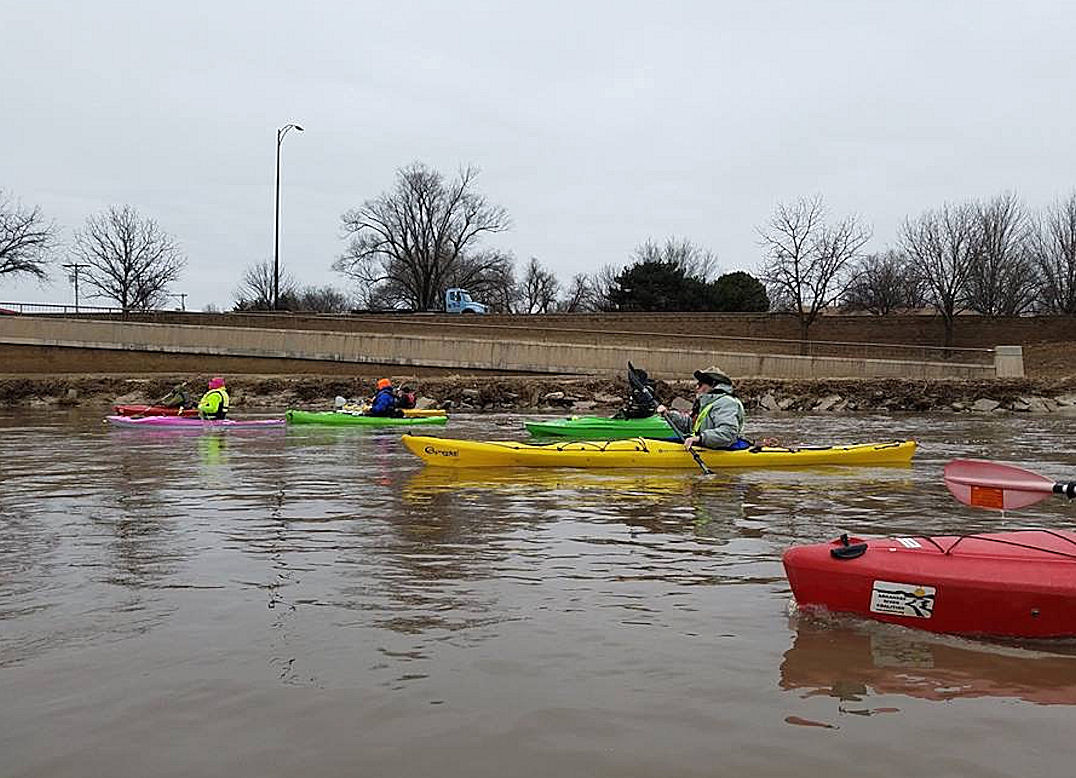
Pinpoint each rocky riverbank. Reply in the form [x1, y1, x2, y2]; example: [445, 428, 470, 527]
[4, 374, 1076, 416]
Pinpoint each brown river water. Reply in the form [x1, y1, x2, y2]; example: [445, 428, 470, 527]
[1, 408, 1074, 777]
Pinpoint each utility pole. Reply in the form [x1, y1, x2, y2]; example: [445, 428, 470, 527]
[169, 293, 188, 311]
[61, 262, 90, 313]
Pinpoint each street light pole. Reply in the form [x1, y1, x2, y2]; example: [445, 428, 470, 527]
[274, 122, 304, 310]
[61, 262, 90, 313]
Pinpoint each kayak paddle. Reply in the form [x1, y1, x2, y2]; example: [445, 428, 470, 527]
[944, 458, 1076, 511]
[627, 361, 713, 475]
[133, 383, 189, 418]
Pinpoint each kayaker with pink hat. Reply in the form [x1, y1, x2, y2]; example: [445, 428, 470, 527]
[197, 376, 230, 420]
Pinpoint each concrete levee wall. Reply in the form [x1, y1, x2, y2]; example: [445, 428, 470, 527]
[0, 316, 1007, 379]
[85, 310, 1076, 350]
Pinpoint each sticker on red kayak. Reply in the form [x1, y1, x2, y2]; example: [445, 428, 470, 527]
[970, 485, 1005, 509]
[870, 581, 936, 619]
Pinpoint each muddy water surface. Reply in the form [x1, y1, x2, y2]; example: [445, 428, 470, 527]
[1, 408, 1074, 777]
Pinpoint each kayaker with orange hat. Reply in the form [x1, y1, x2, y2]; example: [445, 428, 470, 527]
[367, 377, 402, 417]
[197, 376, 230, 420]
[656, 365, 747, 451]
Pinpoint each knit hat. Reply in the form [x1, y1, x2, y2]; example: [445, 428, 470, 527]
[377, 378, 392, 390]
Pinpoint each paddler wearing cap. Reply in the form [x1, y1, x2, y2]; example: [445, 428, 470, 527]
[197, 376, 230, 420]
[367, 377, 403, 418]
[655, 365, 748, 451]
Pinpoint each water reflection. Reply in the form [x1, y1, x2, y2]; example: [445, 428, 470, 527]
[0, 419, 204, 668]
[198, 432, 228, 468]
[403, 466, 754, 537]
[404, 466, 917, 540]
[77, 423, 194, 590]
[404, 466, 707, 498]
[780, 612, 1076, 706]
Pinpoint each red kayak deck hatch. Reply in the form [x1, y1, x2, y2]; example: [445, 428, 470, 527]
[783, 530, 1076, 638]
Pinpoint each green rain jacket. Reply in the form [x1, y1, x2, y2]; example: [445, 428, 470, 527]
[197, 387, 230, 419]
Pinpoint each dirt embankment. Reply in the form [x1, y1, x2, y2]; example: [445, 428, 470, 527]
[4, 374, 1076, 416]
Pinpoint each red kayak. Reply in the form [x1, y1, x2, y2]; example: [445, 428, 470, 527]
[113, 404, 199, 417]
[783, 530, 1076, 638]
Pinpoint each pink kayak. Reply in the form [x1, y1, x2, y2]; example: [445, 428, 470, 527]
[105, 415, 284, 429]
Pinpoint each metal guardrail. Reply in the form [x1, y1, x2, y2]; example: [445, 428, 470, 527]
[0, 301, 125, 315]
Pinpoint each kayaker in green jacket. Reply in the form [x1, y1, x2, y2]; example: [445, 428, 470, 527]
[197, 376, 230, 420]
[656, 365, 747, 451]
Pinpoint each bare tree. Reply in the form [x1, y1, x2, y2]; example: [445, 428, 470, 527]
[759, 195, 871, 343]
[290, 285, 352, 313]
[843, 250, 924, 315]
[442, 248, 517, 313]
[333, 162, 510, 310]
[588, 263, 622, 312]
[234, 261, 352, 313]
[516, 257, 560, 314]
[0, 189, 56, 281]
[356, 246, 515, 312]
[964, 192, 1038, 316]
[72, 205, 184, 312]
[631, 237, 720, 281]
[234, 260, 297, 310]
[1034, 192, 1076, 314]
[557, 273, 596, 312]
[899, 202, 977, 347]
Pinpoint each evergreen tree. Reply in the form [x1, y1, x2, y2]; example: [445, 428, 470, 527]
[711, 271, 769, 311]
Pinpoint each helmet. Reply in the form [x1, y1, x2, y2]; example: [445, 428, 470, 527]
[208, 376, 225, 389]
[376, 378, 392, 390]
[693, 365, 731, 387]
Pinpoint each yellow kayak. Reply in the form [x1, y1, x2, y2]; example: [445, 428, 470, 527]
[401, 435, 917, 469]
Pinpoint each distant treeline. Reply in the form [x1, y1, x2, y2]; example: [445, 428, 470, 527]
[4, 168, 1074, 340]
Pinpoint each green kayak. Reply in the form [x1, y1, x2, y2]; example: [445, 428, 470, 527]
[524, 414, 675, 440]
[286, 410, 448, 427]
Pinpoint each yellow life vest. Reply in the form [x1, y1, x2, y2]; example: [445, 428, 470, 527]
[692, 396, 744, 435]
[198, 387, 230, 418]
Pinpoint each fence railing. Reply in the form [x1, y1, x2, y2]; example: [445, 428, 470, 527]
[0, 301, 125, 315]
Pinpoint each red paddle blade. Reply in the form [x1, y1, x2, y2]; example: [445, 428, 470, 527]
[943, 459, 1056, 511]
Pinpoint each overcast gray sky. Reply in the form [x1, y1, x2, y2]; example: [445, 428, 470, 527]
[3, 0, 1075, 310]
